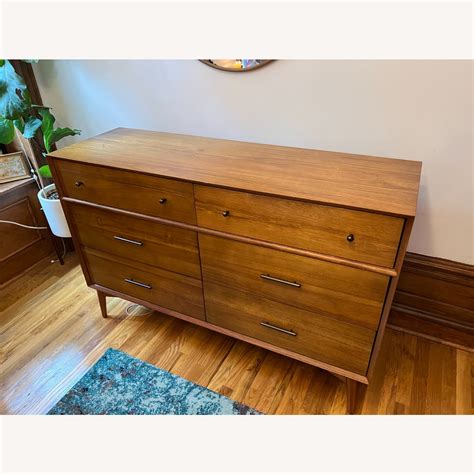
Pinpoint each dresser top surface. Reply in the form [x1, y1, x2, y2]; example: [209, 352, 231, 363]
[49, 128, 422, 216]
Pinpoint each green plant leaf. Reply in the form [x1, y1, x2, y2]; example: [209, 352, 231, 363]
[38, 107, 55, 151]
[0, 116, 15, 143]
[13, 117, 25, 133]
[38, 164, 52, 178]
[39, 107, 80, 153]
[49, 127, 81, 149]
[0, 60, 4, 67]
[0, 60, 31, 119]
[23, 115, 42, 139]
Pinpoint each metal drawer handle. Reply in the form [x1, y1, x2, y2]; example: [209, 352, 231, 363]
[260, 274, 301, 288]
[159, 198, 167, 204]
[222, 210, 230, 217]
[75, 181, 83, 187]
[124, 278, 152, 289]
[260, 321, 297, 337]
[114, 235, 143, 246]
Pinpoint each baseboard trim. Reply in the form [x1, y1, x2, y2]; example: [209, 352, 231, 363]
[389, 252, 473, 351]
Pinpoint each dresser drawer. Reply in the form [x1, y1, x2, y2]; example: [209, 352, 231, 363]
[70, 203, 201, 279]
[57, 160, 196, 224]
[195, 185, 404, 267]
[84, 249, 205, 320]
[199, 235, 389, 330]
[205, 282, 375, 375]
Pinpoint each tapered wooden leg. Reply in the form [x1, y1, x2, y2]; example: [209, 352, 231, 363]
[97, 291, 108, 318]
[346, 378, 367, 414]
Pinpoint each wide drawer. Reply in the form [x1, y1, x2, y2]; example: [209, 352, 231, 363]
[204, 282, 375, 375]
[57, 160, 196, 224]
[70, 203, 201, 279]
[84, 249, 205, 320]
[194, 185, 404, 267]
[199, 234, 389, 330]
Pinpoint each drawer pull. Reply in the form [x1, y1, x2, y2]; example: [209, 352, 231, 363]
[346, 233, 355, 242]
[159, 198, 167, 204]
[260, 273, 301, 288]
[114, 235, 143, 246]
[222, 210, 230, 217]
[124, 278, 152, 289]
[260, 321, 297, 337]
[75, 181, 84, 187]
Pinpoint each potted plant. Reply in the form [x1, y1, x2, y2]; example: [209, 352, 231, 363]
[0, 59, 80, 237]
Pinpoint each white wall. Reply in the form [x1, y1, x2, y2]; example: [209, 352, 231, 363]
[33, 60, 473, 264]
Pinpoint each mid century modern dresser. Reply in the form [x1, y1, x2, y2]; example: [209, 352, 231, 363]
[48, 128, 422, 413]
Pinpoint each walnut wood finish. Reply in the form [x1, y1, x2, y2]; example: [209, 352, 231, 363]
[69, 203, 201, 279]
[57, 159, 197, 224]
[47, 128, 422, 413]
[346, 378, 367, 414]
[62, 197, 399, 277]
[393, 253, 474, 331]
[48, 127, 422, 216]
[92, 282, 369, 383]
[204, 282, 375, 375]
[389, 253, 473, 351]
[97, 290, 107, 319]
[199, 234, 389, 330]
[1, 255, 471, 415]
[0, 178, 53, 286]
[84, 249, 205, 320]
[195, 185, 404, 268]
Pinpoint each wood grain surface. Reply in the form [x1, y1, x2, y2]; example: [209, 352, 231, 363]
[195, 185, 404, 268]
[70, 203, 201, 279]
[199, 234, 389, 330]
[84, 248, 205, 320]
[48, 128, 422, 216]
[57, 159, 197, 224]
[204, 282, 376, 375]
[1, 254, 470, 415]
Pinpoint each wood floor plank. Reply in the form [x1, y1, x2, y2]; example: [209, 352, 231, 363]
[408, 337, 431, 414]
[240, 351, 294, 414]
[0, 256, 472, 415]
[273, 363, 320, 415]
[361, 329, 392, 414]
[392, 332, 418, 414]
[456, 350, 473, 414]
[168, 329, 235, 387]
[206, 341, 266, 401]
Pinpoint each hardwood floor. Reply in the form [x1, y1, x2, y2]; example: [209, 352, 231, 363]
[1, 254, 472, 415]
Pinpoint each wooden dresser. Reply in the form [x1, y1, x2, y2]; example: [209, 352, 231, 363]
[48, 128, 422, 413]
[1, 178, 54, 287]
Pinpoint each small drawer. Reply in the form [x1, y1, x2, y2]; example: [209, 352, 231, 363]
[199, 235, 389, 330]
[57, 160, 196, 224]
[195, 185, 404, 267]
[84, 249, 205, 320]
[70, 203, 201, 279]
[204, 282, 375, 375]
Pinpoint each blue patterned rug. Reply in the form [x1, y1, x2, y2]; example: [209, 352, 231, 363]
[48, 348, 259, 415]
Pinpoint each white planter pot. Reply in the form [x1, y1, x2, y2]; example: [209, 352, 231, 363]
[37, 184, 71, 238]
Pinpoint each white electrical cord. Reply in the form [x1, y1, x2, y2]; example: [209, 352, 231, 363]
[126, 304, 154, 317]
[0, 219, 48, 230]
[1, 219, 67, 262]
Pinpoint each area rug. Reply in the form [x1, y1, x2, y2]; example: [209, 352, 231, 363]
[48, 348, 260, 415]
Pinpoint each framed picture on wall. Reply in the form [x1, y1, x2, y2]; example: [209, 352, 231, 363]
[0, 151, 31, 184]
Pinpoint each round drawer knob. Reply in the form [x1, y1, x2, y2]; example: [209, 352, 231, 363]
[159, 198, 167, 204]
[222, 210, 230, 217]
[346, 233, 355, 242]
[75, 181, 83, 187]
